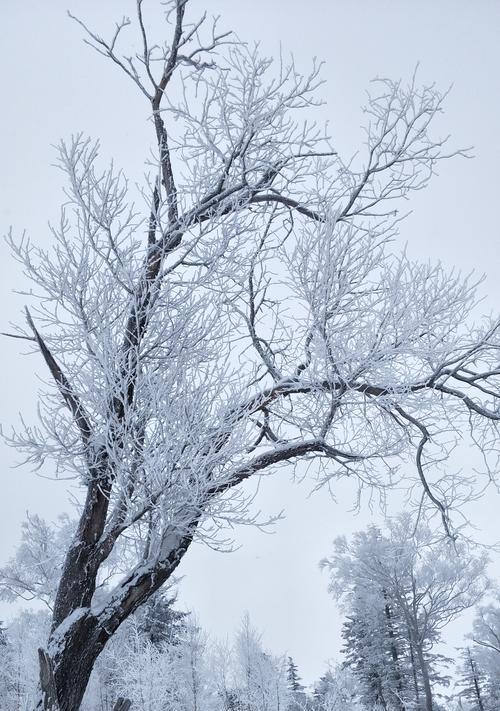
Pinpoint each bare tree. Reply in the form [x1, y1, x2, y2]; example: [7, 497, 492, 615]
[3, 1, 500, 708]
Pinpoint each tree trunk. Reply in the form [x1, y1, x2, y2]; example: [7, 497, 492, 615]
[38, 649, 58, 710]
[468, 651, 485, 711]
[414, 642, 433, 711]
[113, 699, 132, 711]
[406, 621, 421, 709]
[473, 676, 485, 711]
[37, 641, 132, 711]
[35, 612, 106, 711]
[34, 525, 197, 710]
[376, 675, 388, 710]
[383, 599, 406, 711]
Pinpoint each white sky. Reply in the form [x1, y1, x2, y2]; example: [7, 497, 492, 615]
[1, 0, 500, 685]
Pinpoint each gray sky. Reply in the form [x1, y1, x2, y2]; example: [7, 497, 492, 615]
[1, 0, 500, 685]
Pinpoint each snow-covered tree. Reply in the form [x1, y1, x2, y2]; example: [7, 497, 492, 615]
[286, 656, 308, 710]
[233, 614, 289, 711]
[322, 516, 489, 711]
[0, 601, 186, 711]
[324, 526, 415, 709]
[340, 591, 408, 709]
[469, 603, 500, 708]
[312, 666, 365, 711]
[134, 589, 188, 648]
[473, 603, 500, 660]
[0, 513, 73, 610]
[3, 1, 500, 708]
[287, 657, 303, 693]
[174, 620, 210, 711]
[0, 622, 10, 711]
[455, 647, 487, 711]
[0, 610, 51, 711]
[110, 635, 179, 711]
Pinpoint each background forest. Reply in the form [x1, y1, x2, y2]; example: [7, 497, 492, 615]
[0, 511, 497, 710]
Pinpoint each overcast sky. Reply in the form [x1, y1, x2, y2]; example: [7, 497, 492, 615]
[1, 0, 500, 685]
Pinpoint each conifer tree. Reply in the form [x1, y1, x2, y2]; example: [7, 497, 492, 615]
[287, 656, 307, 711]
[287, 657, 304, 692]
[340, 588, 408, 710]
[456, 647, 486, 711]
[135, 589, 188, 648]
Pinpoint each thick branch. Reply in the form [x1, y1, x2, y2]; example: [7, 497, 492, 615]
[25, 309, 93, 445]
[208, 439, 363, 496]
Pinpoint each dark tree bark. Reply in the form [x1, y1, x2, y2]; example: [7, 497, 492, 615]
[473, 672, 485, 711]
[35, 525, 197, 710]
[466, 648, 485, 711]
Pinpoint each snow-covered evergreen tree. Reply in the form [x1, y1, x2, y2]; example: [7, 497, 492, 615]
[287, 656, 307, 710]
[324, 526, 412, 709]
[456, 647, 487, 711]
[134, 589, 188, 648]
[287, 657, 304, 692]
